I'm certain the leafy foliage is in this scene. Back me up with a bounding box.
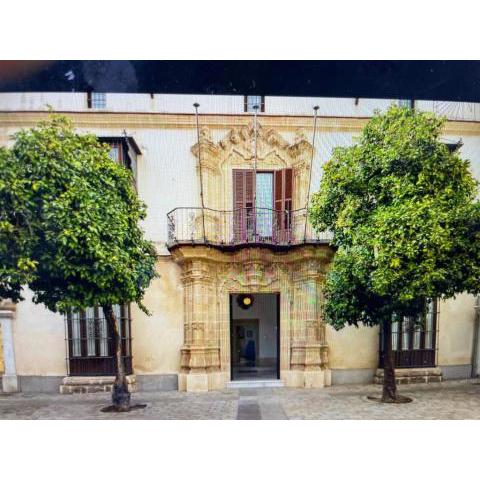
[0,147,38,301]
[310,105,480,330]
[5,115,157,313]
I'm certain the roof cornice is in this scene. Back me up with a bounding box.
[0,111,479,135]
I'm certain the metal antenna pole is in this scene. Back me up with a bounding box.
[304,105,319,241]
[253,104,259,241]
[194,103,207,243]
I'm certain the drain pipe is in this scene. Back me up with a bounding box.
[193,102,207,243]
[471,296,480,378]
[303,105,319,241]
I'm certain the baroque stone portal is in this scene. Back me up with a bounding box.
[171,245,334,392]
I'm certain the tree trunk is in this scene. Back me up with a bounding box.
[103,305,130,411]
[382,319,398,402]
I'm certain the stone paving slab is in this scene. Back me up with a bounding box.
[1,380,480,420]
[237,399,262,420]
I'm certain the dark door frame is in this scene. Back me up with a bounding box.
[229,292,280,381]
[276,292,280,379]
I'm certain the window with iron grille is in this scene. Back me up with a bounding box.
[65,304,132,376]
[88,91,107,109]
[244,95,265,113]
[379,300,438,368]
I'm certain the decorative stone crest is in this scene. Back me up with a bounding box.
[193,121,312,167]
[190,122,314,212]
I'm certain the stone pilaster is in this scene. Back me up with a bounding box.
[285,258,330,388]
[178,259,222,392]
[0,300,19,393]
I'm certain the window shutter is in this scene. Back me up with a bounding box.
[273,168,293,242]
[233,169,255,242]
[274,168,293,211]
[245,170,254,207]
[274,169,283,211]
[284,168,292,211]
[233,169,244,209]
[233,169,254,209]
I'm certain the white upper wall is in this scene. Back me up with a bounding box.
[416,100,480,122]
[0,92,245,114]
[0,92,87,111]
[2,91,480,121]
[265,96,398,117]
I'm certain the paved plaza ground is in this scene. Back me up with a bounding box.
[1,379,480,420]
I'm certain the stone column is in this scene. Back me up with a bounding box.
[0,301,19,393]
[178,258,223,392]
[285,258,330,388]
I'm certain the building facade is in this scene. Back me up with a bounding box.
[0,92,479,393]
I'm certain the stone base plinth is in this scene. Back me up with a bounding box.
[282,368,331,388]
[1,374,19,393]
[178,371,228,392]
[59,375,137,394]
[374,368,442,385]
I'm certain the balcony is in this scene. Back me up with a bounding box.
[167,207,332,250]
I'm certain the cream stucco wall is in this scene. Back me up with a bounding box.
[131,257,183,375]
[13,289,65,376]
[326,324,379,370]
[438,294,476,366]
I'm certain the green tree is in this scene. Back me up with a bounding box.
[0,147,38,302]
[310,105,480,402]
[8,116,157,411]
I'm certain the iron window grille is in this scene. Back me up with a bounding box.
[244,95,265,113]
[65,304,132,376]
[379,300,438,369]
[88,91,107,109]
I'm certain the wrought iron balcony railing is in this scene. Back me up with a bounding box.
[167,207,332,248]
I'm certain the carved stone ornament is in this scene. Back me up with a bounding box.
[191,121,313,168]
[171,245,334,392]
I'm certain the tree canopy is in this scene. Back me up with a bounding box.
[310,105,480,330]
[0,146,37,302]
[3,115,157,314]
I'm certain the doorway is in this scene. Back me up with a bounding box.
[230,293,280,380]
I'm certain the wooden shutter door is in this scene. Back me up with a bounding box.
[273,168,293,242]
[233,169,254,242]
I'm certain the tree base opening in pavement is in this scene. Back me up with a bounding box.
[101,404,147,413]
[366,395,413,404]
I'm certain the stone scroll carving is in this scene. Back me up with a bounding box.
[190,122,314,212]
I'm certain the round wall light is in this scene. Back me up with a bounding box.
[237,294,254,310]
